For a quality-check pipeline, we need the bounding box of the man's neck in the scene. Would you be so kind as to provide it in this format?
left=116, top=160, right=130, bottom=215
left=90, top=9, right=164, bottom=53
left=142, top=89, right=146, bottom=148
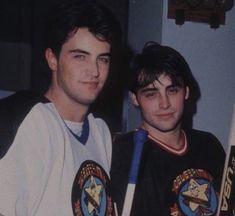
left=143, top=124, right=184, bottom=150
left=45, top=89, right=88, bottom=122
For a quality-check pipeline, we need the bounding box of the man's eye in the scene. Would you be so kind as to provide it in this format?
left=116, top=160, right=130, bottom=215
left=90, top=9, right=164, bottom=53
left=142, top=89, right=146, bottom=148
left=98, top=56, right=110, bottom=64
left=74, top=54, right=86, bottom=60
left=168, top=87, right=179, bottom=94
left=145, top=92, right=157, bottom=98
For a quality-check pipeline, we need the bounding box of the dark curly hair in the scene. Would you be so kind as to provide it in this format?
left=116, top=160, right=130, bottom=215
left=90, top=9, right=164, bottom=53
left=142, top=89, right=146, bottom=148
left=129, top=41, right=195, bottom=94
left=44, top=0, right=122, bottom=57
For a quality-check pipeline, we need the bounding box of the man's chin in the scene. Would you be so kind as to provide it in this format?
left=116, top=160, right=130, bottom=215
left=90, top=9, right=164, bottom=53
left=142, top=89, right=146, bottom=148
left=157, top=123, right=181, bottom=133
left=82, top=98, right=98, bottom=106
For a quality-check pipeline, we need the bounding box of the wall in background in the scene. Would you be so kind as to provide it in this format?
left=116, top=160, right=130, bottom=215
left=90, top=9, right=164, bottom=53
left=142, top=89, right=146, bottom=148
left=0, top=0, right=32, bottom=91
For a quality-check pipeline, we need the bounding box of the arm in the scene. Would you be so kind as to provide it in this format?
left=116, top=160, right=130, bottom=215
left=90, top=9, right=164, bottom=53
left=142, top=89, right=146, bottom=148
left=0, top=105, right=53, bottom=215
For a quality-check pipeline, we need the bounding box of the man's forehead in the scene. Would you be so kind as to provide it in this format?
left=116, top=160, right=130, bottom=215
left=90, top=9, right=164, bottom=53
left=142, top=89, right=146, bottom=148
left=152, top=76, right=174, bottom=87
left=61, top=27, right=111, bottom=55
left=140, top=78, right=179, bottom=91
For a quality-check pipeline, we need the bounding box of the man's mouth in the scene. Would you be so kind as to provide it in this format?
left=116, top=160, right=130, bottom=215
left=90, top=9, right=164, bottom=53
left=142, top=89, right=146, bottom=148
left=83, top=81, right=99, bottom=89
left=157, top=112, right=174, bottom=119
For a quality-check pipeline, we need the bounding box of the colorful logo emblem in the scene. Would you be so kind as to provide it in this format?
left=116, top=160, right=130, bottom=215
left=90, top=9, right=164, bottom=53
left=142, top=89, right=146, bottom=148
left=171, top=169, right=218, bottom=216
left=72, top=160, right=114, bottom=216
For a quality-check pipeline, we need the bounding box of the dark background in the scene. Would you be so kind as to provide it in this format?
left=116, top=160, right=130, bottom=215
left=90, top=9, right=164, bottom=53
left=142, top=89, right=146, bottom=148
left=0, top=0, right=130, bottom=133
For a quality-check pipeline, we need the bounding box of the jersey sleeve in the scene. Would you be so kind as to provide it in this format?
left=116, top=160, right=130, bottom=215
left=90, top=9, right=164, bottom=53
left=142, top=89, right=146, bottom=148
left=0, top=104, right=56, bottom=215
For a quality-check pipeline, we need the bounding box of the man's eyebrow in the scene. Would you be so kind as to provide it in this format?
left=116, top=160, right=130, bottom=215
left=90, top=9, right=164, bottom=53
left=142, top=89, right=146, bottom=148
left=69, top=49, right=89, bottom=54
left=166, top=83, right=182, bottom=89
left=98, top=53, right=111, bottom=57
left=140, top=87, right=158, bottom=93
left=68, top=49, right=111, bottom=57
left=140, top=83, right=181, bottom=93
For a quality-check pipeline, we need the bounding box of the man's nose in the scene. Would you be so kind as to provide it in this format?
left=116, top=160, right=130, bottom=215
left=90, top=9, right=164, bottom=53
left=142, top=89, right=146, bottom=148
left=159, top=93, right=170, bottom=109
left=88, top=60, right=100, bottom=77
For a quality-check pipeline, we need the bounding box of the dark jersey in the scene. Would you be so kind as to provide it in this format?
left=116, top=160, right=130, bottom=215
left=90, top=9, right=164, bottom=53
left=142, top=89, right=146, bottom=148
left=111, top=129, right=225, bottom=216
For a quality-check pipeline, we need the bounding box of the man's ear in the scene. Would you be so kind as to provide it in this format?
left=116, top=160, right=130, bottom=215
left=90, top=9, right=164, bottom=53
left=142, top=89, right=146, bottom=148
left=45, top=48, right=58, bottom=71
left=185, top=86, right=190, bottom=100
left=129, top=91, right=139, bottom=107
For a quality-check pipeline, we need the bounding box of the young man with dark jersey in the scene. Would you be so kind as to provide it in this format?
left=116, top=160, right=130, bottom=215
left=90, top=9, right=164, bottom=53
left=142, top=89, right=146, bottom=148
left=111, top=42, right=225, bottom=216
left=0, top=0, right=121, bottom=215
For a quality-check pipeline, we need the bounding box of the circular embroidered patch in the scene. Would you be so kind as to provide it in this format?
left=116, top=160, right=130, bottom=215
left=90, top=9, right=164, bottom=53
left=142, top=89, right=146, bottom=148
left=171, top=169, right=218, bottom=215
left=179, top=178, right=217, bottom=215
left=71, top=160, right=114, bottom=216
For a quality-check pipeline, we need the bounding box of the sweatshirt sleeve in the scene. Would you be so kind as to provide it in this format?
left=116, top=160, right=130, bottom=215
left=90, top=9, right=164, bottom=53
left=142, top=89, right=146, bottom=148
left=0, top=104, right=56, bottom=215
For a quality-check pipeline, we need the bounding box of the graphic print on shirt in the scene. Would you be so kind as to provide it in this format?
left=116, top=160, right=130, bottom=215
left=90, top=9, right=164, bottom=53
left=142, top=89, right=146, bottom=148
left=171, top=169, right=218, bottom=216
left=72, top=160, right=114, bottom=216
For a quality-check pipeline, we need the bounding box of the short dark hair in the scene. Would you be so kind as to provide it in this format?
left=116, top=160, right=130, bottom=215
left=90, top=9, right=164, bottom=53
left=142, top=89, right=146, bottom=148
left=44, top=0, right=122, bottom=57
left=129, top=41, right=193, bottom=94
